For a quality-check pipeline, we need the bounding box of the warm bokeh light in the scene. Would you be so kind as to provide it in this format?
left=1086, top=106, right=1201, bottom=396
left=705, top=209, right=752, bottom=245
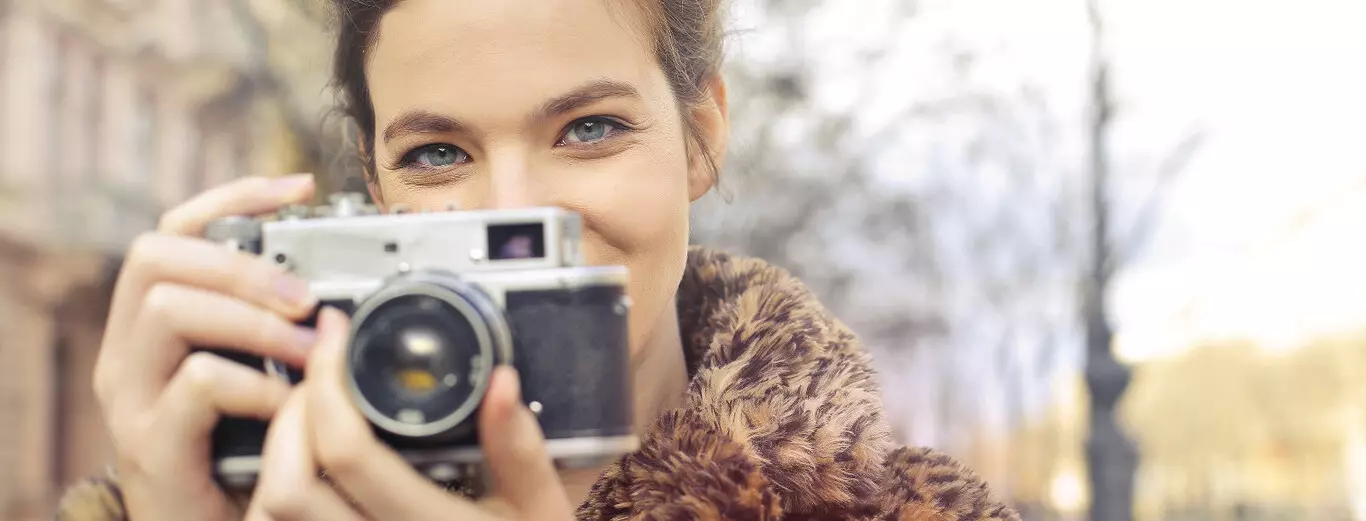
left=1050, top=468, right=1089, bottom=514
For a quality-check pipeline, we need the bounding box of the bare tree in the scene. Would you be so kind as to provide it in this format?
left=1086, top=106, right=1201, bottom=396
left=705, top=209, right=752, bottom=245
left=1080, top=3, right=1130, bottom=517
left=1083, top=0, right=1201, bottom=519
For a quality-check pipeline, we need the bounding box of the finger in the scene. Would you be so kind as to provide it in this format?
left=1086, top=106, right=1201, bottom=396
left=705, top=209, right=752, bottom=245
left=479, top=366, right=572, bottom=516
left=476, top=496, right=517, bottom=518
left=138, top=282, right=317, bottom=368
left=158, top=174, right=315, bottom=236
left=126, top=173, right=314, bottom=364
left=305, top=308, right=485, bottom=519
left=96, top=234, right=317, bottom=407
left=111, top=283, right=318, bottom=415
left=130, top=352, right=291, bottom=475
left=252, top=390, right=365, bottom=521
left=102, top=233, right=316, bottom=348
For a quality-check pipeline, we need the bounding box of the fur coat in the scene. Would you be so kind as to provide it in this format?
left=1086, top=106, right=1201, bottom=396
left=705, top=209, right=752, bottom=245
left=56, top=247, right=1020, bottom=521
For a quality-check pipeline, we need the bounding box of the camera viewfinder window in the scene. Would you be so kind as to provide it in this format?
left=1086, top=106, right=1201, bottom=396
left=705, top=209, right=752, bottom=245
left=488, top=223, right=546, bottom=260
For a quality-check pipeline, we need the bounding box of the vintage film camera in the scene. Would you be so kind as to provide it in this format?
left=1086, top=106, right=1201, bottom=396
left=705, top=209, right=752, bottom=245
left=200, top=193, right=637, bottom=490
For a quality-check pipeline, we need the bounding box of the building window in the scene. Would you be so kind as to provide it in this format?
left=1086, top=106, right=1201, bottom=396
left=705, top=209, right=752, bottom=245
left=49, top=34, right=67, bottom=178
left=86, top=52, right=105, bottom=186
left=187, top=114, right=207, bottom=195
left=129, top=89, right=157, bottom=187
left=123, top=88, right=158, bottom=236
left=49, top=32, right=69, bottom=236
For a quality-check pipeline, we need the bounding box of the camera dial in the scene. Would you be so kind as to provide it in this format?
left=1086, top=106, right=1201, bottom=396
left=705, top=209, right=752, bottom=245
left=315, top=192, right=378, bottom=218
left=276, top=204, right=310, bottom=221
left=346, top=270, right=512, bottom=440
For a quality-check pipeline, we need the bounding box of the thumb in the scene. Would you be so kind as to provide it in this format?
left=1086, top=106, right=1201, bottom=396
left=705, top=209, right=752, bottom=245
left=479, top=366, right=572, bottom=516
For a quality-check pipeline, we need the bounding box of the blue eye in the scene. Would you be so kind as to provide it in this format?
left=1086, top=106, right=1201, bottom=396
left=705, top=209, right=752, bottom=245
left=402, top=144, right=469, bottom=168
left=561, top=117, right=619, bottom=145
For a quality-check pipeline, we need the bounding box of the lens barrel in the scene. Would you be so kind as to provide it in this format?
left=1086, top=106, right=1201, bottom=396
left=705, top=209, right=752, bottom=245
left=346, top=271, right=512, bottom=440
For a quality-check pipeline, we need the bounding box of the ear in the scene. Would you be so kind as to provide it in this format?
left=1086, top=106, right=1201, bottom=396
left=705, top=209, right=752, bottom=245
left=687, top=74, right=729, bottom=202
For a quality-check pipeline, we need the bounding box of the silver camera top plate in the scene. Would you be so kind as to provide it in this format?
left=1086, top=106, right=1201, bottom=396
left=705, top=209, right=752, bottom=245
left=262, top=206, right=585, bottom=283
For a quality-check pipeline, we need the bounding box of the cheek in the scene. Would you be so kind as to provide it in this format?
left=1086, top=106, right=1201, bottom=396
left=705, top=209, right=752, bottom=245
left=568, top=138, right=693, bottom=357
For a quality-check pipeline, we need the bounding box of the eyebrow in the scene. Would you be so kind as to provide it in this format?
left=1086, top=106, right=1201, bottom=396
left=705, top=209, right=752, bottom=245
left=380, top=79, right=642, bottom=144
left=532, top=79, right=642, bottom=122
left=382, top=110, right=469, bottom=144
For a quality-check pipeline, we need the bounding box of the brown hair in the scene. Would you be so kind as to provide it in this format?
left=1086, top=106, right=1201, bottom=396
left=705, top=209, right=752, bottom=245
left=330, top=0, right=726, bottom=184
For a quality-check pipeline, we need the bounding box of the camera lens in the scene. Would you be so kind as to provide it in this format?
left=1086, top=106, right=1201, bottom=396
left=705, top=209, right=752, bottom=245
left=355, top=295, right=473, bottom=403
left=390, top=326, right=448, bottom=397
left=347, top=272, right=511, bottom=439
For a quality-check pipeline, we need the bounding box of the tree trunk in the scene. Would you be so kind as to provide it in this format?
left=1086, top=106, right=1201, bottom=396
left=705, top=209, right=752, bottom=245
left=1083, top=293, right=1137, bottom=521
left=1085, top=0, right=1138, bottom=518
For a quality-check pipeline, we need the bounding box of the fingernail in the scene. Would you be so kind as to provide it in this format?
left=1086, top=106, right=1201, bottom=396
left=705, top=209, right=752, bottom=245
left=292, top=326, right=319, bottom=352
left=273, top=173, right=314, bottom=191
left=274, top=274, right=315, bottom=307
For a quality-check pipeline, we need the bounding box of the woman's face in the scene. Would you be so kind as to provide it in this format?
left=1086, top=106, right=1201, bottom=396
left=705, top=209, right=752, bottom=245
left=364, top=0, right=723, bottom=357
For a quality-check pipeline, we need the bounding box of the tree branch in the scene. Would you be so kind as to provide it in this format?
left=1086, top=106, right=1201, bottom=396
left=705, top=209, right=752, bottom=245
left=1264, top=174, right=1366, bottom=248
left=1110, top=129, right=1204, bottom=271
left=1087, top=0, right=1115, bottom=285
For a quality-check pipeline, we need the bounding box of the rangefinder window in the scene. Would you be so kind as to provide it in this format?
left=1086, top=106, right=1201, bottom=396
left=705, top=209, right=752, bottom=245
left=488, top=223, right=545, bottom=260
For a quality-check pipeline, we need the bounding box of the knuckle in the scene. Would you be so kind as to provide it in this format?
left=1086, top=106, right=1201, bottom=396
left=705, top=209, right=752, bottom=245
left=91, top=349, right=127, bottom=416
left=141, top=283, right=180, bottom=321
left=176, top=351, right=223, bottom=399
left=258, top=483, right=308, bottom=519
left=155, top=210, right=182, bottom=232
left=315, top=431, right=366, bottom=478
left=125, top=232, right=165, bottom=273
left=90, top=362, right=113, bottom=404
left=91, top=374, right=117, bottom=415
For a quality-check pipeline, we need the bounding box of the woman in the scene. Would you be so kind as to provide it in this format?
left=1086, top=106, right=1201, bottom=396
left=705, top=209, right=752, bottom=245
left=58, top=0, right=1020, bottom=519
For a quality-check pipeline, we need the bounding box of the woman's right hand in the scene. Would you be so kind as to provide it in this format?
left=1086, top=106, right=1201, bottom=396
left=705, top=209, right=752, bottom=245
left=92, top=174, right=322, bottom=521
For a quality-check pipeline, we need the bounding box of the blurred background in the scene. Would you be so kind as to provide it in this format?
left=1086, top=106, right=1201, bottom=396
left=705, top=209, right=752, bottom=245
left=2, top=0, right=1365, bottom=519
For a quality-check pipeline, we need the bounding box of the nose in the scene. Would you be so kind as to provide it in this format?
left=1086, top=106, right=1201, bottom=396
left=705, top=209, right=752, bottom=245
left=484, top=150, right=537, bottom=210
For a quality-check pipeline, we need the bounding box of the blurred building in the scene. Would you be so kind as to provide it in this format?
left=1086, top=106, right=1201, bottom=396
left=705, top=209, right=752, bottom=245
left=0, top=0, right=314, bottom=518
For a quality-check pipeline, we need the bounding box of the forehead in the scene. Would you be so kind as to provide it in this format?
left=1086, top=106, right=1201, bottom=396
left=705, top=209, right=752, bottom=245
left=367, top=0, right=660, bottom=110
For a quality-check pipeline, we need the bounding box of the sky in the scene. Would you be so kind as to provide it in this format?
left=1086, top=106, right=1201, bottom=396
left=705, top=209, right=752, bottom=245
left=1104, top=0, right=1366, bottom=361
left=731, top=0, right=1366, bottom=364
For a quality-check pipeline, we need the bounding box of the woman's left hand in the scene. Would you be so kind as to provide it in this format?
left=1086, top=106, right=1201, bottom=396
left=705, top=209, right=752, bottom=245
left=244, top=307, right=574, bottom=521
